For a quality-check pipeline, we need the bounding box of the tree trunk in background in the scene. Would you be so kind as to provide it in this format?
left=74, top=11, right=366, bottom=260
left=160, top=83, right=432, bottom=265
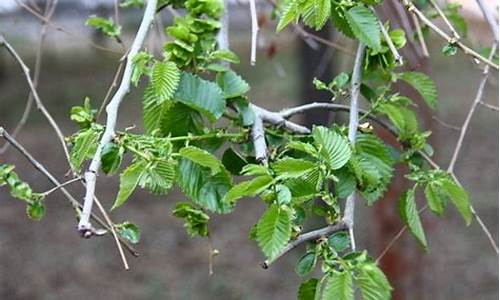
left=299, top=25, right=334, bottom=127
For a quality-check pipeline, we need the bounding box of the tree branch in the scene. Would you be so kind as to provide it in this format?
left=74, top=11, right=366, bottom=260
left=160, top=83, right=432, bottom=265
left=475, top=0, right=499, bottom=43
left=372, top=7, right=402, bottom=65
left=0, top=127, right=139, bottom=258
left=428, top=0, right=460, bottom=40
left=0, top=0, right=58, bottom=155
left=0, top=35, right=71, bottom=165
left=404, top=0, right=499, bottom=69
left=249, top=0, right=259, bottom=65
left=79, top=0, right=158, bottom=237
left=343, top=43, right=366, bottom=252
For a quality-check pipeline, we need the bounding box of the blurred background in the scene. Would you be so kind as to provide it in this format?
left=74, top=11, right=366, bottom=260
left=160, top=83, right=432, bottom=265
left=0, top=0, right=498, bottom=299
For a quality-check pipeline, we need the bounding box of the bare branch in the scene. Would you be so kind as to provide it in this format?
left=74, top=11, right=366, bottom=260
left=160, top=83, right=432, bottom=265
left=432, top=116, right=460, bottom=131
left=0, top=127, right=139, bottom=257
left=479, top=101, right=499, bottom=112
left=249, top=0, right=259, bottom=65
left=15, top=0, right=122, bottom=54
left=372, top=7, right=403, bottom=65
left=0, top=0, right=58, bottom=154
left=404, top=1, right=499, bottom=69
left=250, top=107, right=268, bottom=165
left=410, top=11, right=430, bottom=57
left=343, top=43, right=366, bottom=252
left=475, top=0, right=499, bottom=43
left=40, top=177, right=82, bottom=197
left=79, top=0, right=158, bottom=237
left=448, top=44, right=498, bottom=173
left=428, top=0, right=460, bottom=40
left=0, top=35, right=71, bottom=165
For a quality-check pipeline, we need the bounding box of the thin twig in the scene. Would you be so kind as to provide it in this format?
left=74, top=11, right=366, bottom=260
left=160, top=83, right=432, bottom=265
left=343, top=43, right=366, bottom=252
left=79, top=0, right=158, bottom=237
left=249, top=0, right=259, bottom=65
left=410, top=11, right=429, bottom=57
left=0, top=127, right=139, bottom=257
left=479, top=101, right=499, bottom=112
left=432, top=116, right=460, bottom=131
left=262, top=222, right=348, bottom=268
left=372, top=7, right=403, bottom=65
left=448, top=44, right=498, bottom=173
left=97, top=59, right=125, bottom=120
left=0, top=0, right=58, bottom=154
left=428, top=0, right=460, bottom=40
left=15, top=0, right=122, bottom=55
left=0, top=35, right=71, bottom=165
left=40, top=177, right=82, bottom=197
left=405, top=1, right=499, bottom=69
left=475, top=0, right=499, bottom=43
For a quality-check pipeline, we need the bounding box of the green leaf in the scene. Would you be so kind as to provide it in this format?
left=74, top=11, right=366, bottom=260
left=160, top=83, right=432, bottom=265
left=356, top=261, right=392, bottom=300
left=85, top=16, right=121, bottom=37
left=345, top=5, right=381, bottom=51
left=27, top=200, right=45, bottom=221
left=399, top=189, right=427, bottom=249
left=177, top=159, right=233, bottom=214
left=216, top=70, right=250, bottom=98
left=222, top=147, right=247, bottom=175
left=151, top=61, right=181, bottom=102
left=442, top=43, right=458, bottom=56
left=141, top=160, right=176, bottom=195
left=233, top=98, right=255, bottom=126
left=296, top=252, right=317, bottom=276
left=112, top=161, right=147, bottom=210
left=277, top=0, right=300, bottom=32
left=424, top=183, right=447, bottom=216
left=328, top=231, right=350, bottom=252
left=256, top=204, right=291, bottom=259
left=131, top=51, right=153, bottom=86
left=312, top=0, right=331, bottom=30
left=70, top=128, right=100, bottom=172
left=143, top=84, right=169, bottom=134
left=224, top=175, right=274, bottom=203
left=115, top=221, right=141, bottom=244
left=179, top=146, right=222, bottom=175
left=276, top=184, right=292, bottom=205
left=441, top=179, right=472, bottom=225
left=100, top=143, right=123, bottom=175
left=398, top=72, right=438, bottom=109
left=272, top=158, right=316, bottom=179
left=173, top=202, right=210, bottom=237
left=312, top=126, right=352, bottom=170
left=160, top=102, right=204, bottom=137
left=321, top=270, right=354, bottom=300
left=298, top=278, right=320, bottom=300
left=174, top=72, right=226, bottom=121
left=210, top=49, right=240, bottom=64
left=377, top=103, right=418, bottom=140
left=335, top=168, right=357, bottom=199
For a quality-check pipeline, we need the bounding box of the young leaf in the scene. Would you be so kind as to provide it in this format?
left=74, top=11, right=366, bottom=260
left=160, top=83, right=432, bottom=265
left=177, top=159, right=233, bottom=214
left=112, top=161, right=147, bottom=210
left=143, top=84, right=171, bottom=134
left=179, top=146, right=222, bottom=175
left=210, top=49, right=240, bottom=64
left=216, top=70, right=250, bottom=98
left=356, top=261, right=392, bottom=300
left=298, top=278, right=319, bottom=300
left=100, top=143, right=123, bottom=175
left=276, top=184, right=292, bottom=205
left=224, top=175, right=274, bottom=203
left=70, top=128, right=100, bottom=172
left=321, top=270, right=354, bottom=300
left=399, top=189, right=427, bottom=249
left=345, top=5, right=381, bottom=51
left=296, top=252, right=317, bottom=276
left=115, top=221, right=141, bottom=244
left=328, top=231, right=350, bottom=252
left=85, top=16, right=121, bottom=37
left=424, top=183, right=447, bottom=216
left=141, top=160, right=176, bottom=195
left=173, top=202, right=210, bottom=237
left=441, top=179, right=472, bottom=225
left=174, top=72, right=226, bottom=121
left=312, top=126, right=352, bottom=170
left=397, top=72, right=438, bottom=109
left=277, top=0, right=300, bottom=32
left=256, top=204, right=291, bottom=260
left=131, top=51, right=153, bottom=86
left=151, top=61, right=180, bottom=102
left=27, top=200, right=45, bottom=221
left=272, top=158, right=316, bottom=179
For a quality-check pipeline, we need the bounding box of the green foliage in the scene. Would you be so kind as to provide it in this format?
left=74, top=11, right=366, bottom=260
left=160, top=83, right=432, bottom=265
left=399, top=188, right=427, bottom=249
left=296, top=251, right=317, bottom=276
left=321, top=270, right=354, bottom=300
left=112, top=160, right=147, bottom=210
left=216, top=70, right=250, bottom=98
left=173, top=202, right=210, bottom=237
left=100, top=143, right=123, bottom=175
left=312, top=126, right=351, bottom=170
left=69, top=126, right=101, bottom=172
left=298, top=278, right=320, bottom=300
left=397, top=72, right=438, bottom=109
left=179, top=146, right=222, bottom=175
left=85, top=16, right=121, bottom=38
left=345, top=5, right=381, bottom=51
left=115, top=221, right=141, bottom=243
left=70, top=97, right=96, bottom=129
left=151, top=61, right=181, bottom=101
left=256, top=204, right=291, bottom=260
